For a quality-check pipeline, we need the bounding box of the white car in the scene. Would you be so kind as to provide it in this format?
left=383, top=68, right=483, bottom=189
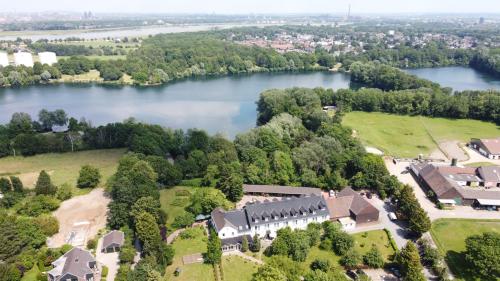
left=388, top=212, right=397, bottom=221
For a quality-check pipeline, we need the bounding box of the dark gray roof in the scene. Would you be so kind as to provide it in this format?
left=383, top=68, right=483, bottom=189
left=102, top=230, right=125, bottom=250
left=244, top=195, right=329, bottom=227
left=221, top=235, right=253, bottom=247
left=472, top=138, right=500, bottom=155
left=243, top=184, right=322, bottom=196
left=49, top=248, right=95, bottom=281
left=211, top=208, right=250, bottom=233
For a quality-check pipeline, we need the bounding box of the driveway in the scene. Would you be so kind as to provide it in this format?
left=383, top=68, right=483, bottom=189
left=347, top=195, right=409, bottom=249
left=96, top=237, right=120, bottom=281
left=461, top=146, right=500, bottom=166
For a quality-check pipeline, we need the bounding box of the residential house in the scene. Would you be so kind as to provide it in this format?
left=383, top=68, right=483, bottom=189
left=47, top=248, right=98, bottom=281
left=101, top=230, right=125, bottom=253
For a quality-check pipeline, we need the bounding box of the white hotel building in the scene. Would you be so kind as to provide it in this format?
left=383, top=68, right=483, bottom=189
left=211, top=194, right=330, bottom=251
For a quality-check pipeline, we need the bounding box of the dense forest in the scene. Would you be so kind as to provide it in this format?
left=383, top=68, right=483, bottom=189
left=469, top=49, right=500, bottom=78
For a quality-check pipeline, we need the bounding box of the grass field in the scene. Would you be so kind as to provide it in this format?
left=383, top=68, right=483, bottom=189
left=222, top=256, right=260, bottom=281
left=60, top=69, right=104, bottom=83
left=59, top=55, right=127, bottom=61
left=165, top=226, right=214, bottom=281
left=303, top=229, right=396, bottom=269
left=159, top=186, right=195, bottom=228
left=343, top=112, right=500, bottom=158
left=20, top=265, right=40, bottom=281
left=430, top=219, right=500, bottom=281
left=0, top=149, right=125, bottom=191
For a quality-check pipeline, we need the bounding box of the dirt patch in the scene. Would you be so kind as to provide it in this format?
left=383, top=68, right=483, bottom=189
left=47, top=188, right=110, bottom=248
left=182, top=253, right=203, bottom=265
left=439, top=141, right=468, bottom=161
left=16, top=170, right=54, bottom=189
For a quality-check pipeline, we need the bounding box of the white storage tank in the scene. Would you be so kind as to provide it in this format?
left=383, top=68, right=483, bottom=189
left=38, top=52, right=58, bottom=65
left=14, top=52, right=34, bottom=67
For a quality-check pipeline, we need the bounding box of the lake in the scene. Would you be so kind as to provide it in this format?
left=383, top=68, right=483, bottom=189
left=0, top=67, right=498, bottom=137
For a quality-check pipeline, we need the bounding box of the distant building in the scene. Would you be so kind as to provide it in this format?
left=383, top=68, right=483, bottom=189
left=479, top=17, right=485, bottom=24
left=101, top=230, right=125, bottom=253
left=47, top=248, right=98, bottom=281
left=325, top=187, right=379, bottom=230
left=39, top=52, right=58, bottom=65
left=0, top=52, right=8, bottom=67
left=14, top=52, right=34, bottom=67
left=470, top=138, right=500, bottom=160
left=211, top=194, right=330, bottom=251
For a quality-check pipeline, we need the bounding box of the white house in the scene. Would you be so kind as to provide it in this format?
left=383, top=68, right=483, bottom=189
left=0, top=52, right=8, bottom=67
left=211, top=195, right=330, bottom=251
left=38, top=52, right=58, bottom=65
left=14, top=52, right=34, bottom=67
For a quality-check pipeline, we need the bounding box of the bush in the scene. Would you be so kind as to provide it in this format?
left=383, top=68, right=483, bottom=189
left=87, top=238, right=97, bottom=250
left=310, top=259, right=331, bottom=272
left=363, top=246, right=385, bottom=268
left=34, top=215, right=60, bottom=236
left=340, top=249, right=361, bottom=269
left=179, top=227, right=200, bottom=240
left=77, top=165, right=101, bottom=188
left=56, top=183, right=73, bottom=201
left=119, top=246, right=136, bottom=264
left=17, top=195, right=60, bottom=217
left=101, top=265, right=109, bottom=277
left=319, top=238, right=332, bottom=250
left=172, top=212, right=195, bottom=229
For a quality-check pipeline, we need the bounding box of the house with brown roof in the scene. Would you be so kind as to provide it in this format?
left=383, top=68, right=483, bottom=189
left=325, top=187, right=379, bottom=230
left=47, top=248, right=98, bottom=281
left=101, top=230, right=125, bottom=253
left=411, top=163, right=500, bottom=207
left=471, top=138, right=500, bottom=159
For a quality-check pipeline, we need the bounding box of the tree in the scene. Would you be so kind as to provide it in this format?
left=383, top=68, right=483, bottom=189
left=241, top=235, right=249, bottom=252
left=332, top=231, right=354, bottom=256
left=363, top=246, right=384, bottom=268
left=252, top=264, right=287, bottom=281
left=0, top=177, right=12, bottom=193
left=35, top=170, right=57, bottom=195
left=187, top=188, right=231, bottom=215
left=34, top=215, right=59, bottom=236
left=464, top=232, right=500, bottom=280
left=205, top=229, right=222, bottom=264
left=9, top=176, right=23, bottom=193
left=135, top=212, right=161, bottom=256
left=398, top=242, right=426, bottom=281
left=408, top=208, right=431, bottom=236
left=9, top=112, right=32, bottom=135
left=131, top=196, right=161, bottom=224
left=340, top=249, right=361, bottom=268
left=119, top=245, right=136, bottom=264
left=304, top=270, right=335, bottom=281
left=56, top=183, right=73, bottom=200
left=77, top=165, right=101, bottom=188
left=251, top=234, right=261, bottom=252
left=172, top=212, right=195, bottom=229
left=310, top=259, right=331, bottom=272
left=158, top=243, right=175, bottom=267
left=217, top=171, right=244, bottom=202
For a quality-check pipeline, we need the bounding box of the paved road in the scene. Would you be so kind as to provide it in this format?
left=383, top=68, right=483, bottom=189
left=96, top=237, right=119, bottom=281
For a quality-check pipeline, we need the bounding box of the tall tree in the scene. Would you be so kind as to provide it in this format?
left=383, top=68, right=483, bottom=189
left=134, top=212, right=161, bottom=256
left=465, top=232, right=500, bottom=280
left=0, top=178, right=12, bottom=193
left=205, top=229, right=222, bottom=265
left=35, top=170, right=57, bottom=195
left=77, top=165, right=101, bottom=188
left=9, top=176, right=23, bottom=193
left=398, top=242, right=426, bottom=281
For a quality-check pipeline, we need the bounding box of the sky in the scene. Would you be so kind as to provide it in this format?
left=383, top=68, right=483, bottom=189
left=2, top=0, right=500, bottom=14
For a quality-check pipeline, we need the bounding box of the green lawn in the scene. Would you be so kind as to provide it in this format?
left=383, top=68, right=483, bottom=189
left=465, top=162, right=498, bottom=167
left=165, top=226, right=214, bottom=281
left=21, top=265, right=40, bottom=281
left=343, top=112, right=500, bottom=158
left=222, top=255, right=260, bottom=281
left=430, top=219, right=500, bottom=281
left=159, top=186, right=195, bottom=228
left=304, top=230, right=395, bottom=269
left=0, top=149, right=125, bottom=193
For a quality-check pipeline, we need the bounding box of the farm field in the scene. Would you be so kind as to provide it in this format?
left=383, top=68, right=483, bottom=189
left=0, top=148, right=125, bottom=191
left=430, top=219, right=500, bottom=281
left=343, top=112, right=500, bottom=158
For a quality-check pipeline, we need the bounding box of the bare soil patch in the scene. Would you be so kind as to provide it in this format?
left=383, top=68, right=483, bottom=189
left=47, top=188, right=110, bottom=248
left=439, top=141, right=468, bottom=161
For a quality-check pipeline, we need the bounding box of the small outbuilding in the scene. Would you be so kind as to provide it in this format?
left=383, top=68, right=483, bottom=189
left=101, top=230, right=125, bottom=253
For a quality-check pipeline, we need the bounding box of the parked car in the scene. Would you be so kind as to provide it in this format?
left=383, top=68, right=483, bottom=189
left=388, top=212, right=397, bottom=221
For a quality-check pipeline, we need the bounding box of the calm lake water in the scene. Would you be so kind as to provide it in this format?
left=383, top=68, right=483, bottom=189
left=0, top=67, right=498, bottom=137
